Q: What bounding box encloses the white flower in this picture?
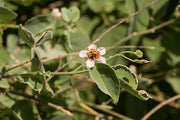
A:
[52,8,61,18]
[79,44,106,68]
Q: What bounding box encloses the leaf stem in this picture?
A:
[0,24,19,29]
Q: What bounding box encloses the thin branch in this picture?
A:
[92,0,160,45]
[114,19,176,46]
[107,45,155,50]
[141,94,180,120]
[149,93,180,109]
[0,70,88,79]
[8,91,73,117]
[84,101,133,120]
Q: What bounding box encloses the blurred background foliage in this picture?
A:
[0,0,180,120]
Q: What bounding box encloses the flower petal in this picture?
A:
[88,44,97,50]
[86,59,95,68]
[97,47,106,55]
[79,50,88,58]
[98,56,106,63]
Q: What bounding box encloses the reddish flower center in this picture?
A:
[88,49,99,60]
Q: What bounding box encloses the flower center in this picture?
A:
[88,49,99,60]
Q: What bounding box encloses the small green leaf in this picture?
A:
[87,0,104,13]
[0,79,10,88]
[0,94,15,108]
[113,64,149,100]
[18,24,35,47]
[113,64,138,89]
[0,6,17,23]
[21,74,44,93]
[120,79,150,101]
[167,76,180,94]
[36,30,53,46]
[11,100,35,120]
[0,48,10,70]
[24,14,56,36]
[89,63,120,103]
[61,6,80,23]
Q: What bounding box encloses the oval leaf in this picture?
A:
[61,6,80,23]
[89,63,120,103]
[18,24,35,47]
[113,64,138,89]
[0,79,10,88]
[0,6,17,23]
[24,14,56,36]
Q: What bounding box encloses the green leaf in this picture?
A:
[120,79,149,101]
[68,28,90,52]
[0,94,15,108]
[167,76,180,94]
[11,100,35,120]
[31,57,41,72]
[8,0,35,6]
[61,6,80,23]
[0,79,10,88]
[0,6,17,23]
[89,63,120,103]
[87,0,104,13]
[18,24,35,47]
[24,14,56,36]
[0,47,10,70]
[113,64,149,100]
[36,30,53,46]
[125,0,151,31]
[20,74,44,93]
[113,64,138,89]
[142,37,162,62]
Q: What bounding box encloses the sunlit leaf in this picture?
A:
[24,14,56,36]
[61,6,80,23]
[0,79,10,88]
[0,6,17,23]
[89,63,120,103]
[0,95,15,108]
[18,24,35,47]
[120,79,150,101]
[113,64,138,89]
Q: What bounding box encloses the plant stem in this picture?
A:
[0,70,88,79]
[0,24,19,29]
[51,70,88,75]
